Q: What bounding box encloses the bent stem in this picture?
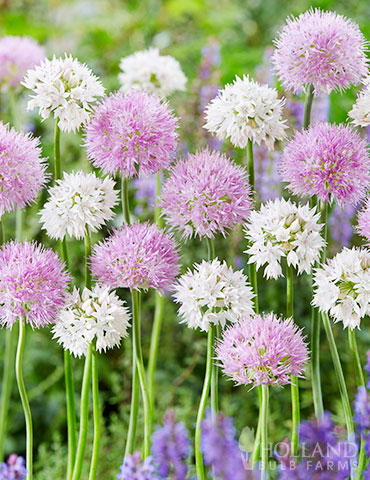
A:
[88,345,100,480]
[261,385,269,478]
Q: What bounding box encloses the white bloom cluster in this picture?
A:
[39,171,119,240]
[204,75,287,150]
[22,54,105,132]
[118,48,187,97]
[52,285,131,357]
[245,199,325,279]
[349,77,370,127]
[313,247,370,329]
[173,258,255,332]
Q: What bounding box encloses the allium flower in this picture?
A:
[118,48,187,97]
[22,54,105,132]
[0,242,69,329]
[90,222,179,292]
[39,171,118,240]
[356,198,370,243]
[160,149,252,239]
[312,247,370,329]
[244,199,325,280]
[117,452,157,480]
[216,313,309,387]
[201,409,246,480]
[84,90,178,178]
[0,454,27,480]
[173,259,255,332]
[272,8,368,94]
[52,285,131,357]
[279,123,370,206]
[204,75,287,150]
[151,411,190,480]
[0,36,44,89]
[0,122,48,217]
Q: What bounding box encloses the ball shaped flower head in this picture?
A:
[52,285,131,357]
[204,75,287,150]
[90,222,179,292]
[39,171,119,240]
[0,122,48,217]
[173,259,255,332]
[313,247,370,329]
[0,35,45,90]
[0,241,70,329]
[118,47,187,97]
[84,90,178,178]
[160,149,252,239]
[272,8,368,94]
[22,54,105,133]
[244,198,325,280]
[216,313,309,387]
[279,123,370,206]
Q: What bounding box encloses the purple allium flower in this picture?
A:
[151,410,189,480]
[272,8,368,94]
[90,222,179,292]
[117,451,157,480]
[201,409,246,480]
[0,36,44,89]
[216,313,309,387]
[0,241,70,329]
[330,204,356,249]
[0,454,27,480]
[279,123,370,207]
[356,198,370,244]
[160,149,252,239]
[0,122,48,217]
[84,90,178,178]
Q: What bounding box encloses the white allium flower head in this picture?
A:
[39,171,119,240]
[204,75,287,150]
[312,247,370,330]
[173,258,255,332]
[118,48,187,97]
[52,285,131,357]
[244,198,325,279]
[349,76,370,127]
[22,54,105,132]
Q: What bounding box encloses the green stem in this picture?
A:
[261,385,269,477]
[85,230,91,290]
[125,336,139,456]
[206,237,215,260]
[88,345,100,480]
[121,177,131,226]
[54,121,61,181]
[154,172,163,227]
[65,351,77,480]
[15,210,24,242]
[303,85,314,129]
[15,321,33,480]
[320,202,328,263]
[250,387,262,467]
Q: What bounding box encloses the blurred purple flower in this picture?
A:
[117,452,156,480]
[0,454,27,480]
[253,144,281,202]
[330,204,356,249]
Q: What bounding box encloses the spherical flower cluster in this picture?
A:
[39,171,118,240]
[279,123,370,206]
[84,90,178,178]
[349,80,370,127]
[117,452,156,480]
[244,199,325,280]
[0,454,27,480]
[216,313,309,387]
[0,36,45,89]
[160,149,252,239]
[356,199,370,244]
[173,259,255,332]
[22,54,105,132]
[204,75,287,150]
[52,285,131,357]
[118,48,187,97]
[90,222,179,292]
[272,8,368,94]
[312,247,370,329]
[0,122,48,217]
[0,241,69,329]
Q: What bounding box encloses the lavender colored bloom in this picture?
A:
[84,90,178,178]
[90,222,179,292]
[0,454,27,480]
[151,410,189,479]
[117,451,157,480]
[0,242,70,329]
[330,204,356,248]
[273,9,368,94]
[253,144,281,202]
[365,351,370,389]
[356,198,370,244]
[280,123,370,206]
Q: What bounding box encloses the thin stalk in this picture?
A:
[303,85,314,129]
[250,388,262,467]
[85,230,91,290]
[261,385,269,477]
[54,121,61,181]
[88,345,100,480]
[124,329,139,456]
[121,177,131,225]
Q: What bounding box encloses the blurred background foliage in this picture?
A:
[1,0,370,478]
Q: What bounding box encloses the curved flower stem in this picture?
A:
[250,387,262,467]
[88,344,100,480]
[261,385,269,478]
[121,177,131,225]
[16,320,33,480]
[303,85,314,129]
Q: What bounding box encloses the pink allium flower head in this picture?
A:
[90,222,179,292]
[159,149,252,239]
[279,123,370,206]
[272,9,368,94]
[0,35,45,89]
[0,122,48,217]
[216,313,309,387]
[356,199,370,243]
[0,242,70,329]
[84,90,178,178]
